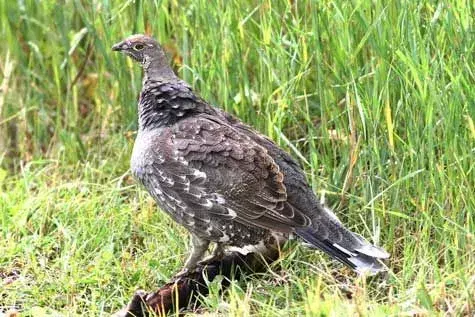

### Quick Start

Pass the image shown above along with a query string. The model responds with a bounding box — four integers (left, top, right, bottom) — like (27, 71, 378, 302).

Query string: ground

(0, 0, 474, 316)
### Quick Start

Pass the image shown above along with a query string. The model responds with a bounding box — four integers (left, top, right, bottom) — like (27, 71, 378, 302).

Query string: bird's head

(112, 34, 177, 81)
(112, 34, 161, 64)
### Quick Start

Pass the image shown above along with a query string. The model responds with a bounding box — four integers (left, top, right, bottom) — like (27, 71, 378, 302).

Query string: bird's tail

(295, 206, 389, 275)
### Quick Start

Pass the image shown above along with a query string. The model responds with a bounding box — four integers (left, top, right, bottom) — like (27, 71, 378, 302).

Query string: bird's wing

(215, 110, 390, 272)
(137, 114, 311, 240)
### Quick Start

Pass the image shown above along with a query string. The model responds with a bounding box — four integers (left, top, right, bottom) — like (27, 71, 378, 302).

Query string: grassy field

(1, 0, 474, 315)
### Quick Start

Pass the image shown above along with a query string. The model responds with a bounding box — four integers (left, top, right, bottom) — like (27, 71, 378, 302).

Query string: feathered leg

(177, 233, 209, 276)
(198, 243, 226, 265)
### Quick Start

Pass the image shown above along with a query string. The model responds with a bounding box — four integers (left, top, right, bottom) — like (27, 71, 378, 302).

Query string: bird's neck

(142, 53, 177, 82)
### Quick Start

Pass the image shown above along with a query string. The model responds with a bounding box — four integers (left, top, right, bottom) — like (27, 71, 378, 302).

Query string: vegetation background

(1, 0, 474, 315)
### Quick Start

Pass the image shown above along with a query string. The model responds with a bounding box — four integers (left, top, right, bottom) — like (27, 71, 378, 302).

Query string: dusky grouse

(112, 35, 389, 275)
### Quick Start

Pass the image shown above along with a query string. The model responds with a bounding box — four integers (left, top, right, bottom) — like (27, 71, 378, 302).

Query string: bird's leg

(198, 243, 226, 265)
(184, 234, 210, 270)
(212, 243, 225, 258)
(176, 233, 209, 277)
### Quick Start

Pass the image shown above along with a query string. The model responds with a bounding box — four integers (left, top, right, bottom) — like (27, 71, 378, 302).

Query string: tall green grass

(1, 0, 474, 315)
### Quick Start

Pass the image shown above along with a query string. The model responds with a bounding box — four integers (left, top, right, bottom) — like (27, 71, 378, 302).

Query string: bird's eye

(133, 44, 145, 51)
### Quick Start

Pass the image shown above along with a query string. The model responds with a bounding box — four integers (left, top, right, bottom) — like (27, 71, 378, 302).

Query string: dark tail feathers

(295, 227, 389, 275)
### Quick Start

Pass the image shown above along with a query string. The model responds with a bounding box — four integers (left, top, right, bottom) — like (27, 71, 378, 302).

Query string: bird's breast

(130, 128, 169, 180)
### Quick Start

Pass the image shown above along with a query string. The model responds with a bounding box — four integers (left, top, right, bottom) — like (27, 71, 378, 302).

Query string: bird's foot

(197, 253, 223, 266)
(173, 267, 193, 280)
(173, 261, 203, 280)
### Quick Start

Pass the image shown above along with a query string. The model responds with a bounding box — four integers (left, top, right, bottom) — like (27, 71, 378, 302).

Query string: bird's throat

(142, 54, 177, 82)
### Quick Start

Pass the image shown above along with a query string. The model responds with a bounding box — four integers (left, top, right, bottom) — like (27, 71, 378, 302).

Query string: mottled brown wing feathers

(170, 115, 311, 232)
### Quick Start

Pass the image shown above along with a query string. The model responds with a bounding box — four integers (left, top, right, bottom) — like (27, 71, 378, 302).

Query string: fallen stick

(113, 245, 280, 317)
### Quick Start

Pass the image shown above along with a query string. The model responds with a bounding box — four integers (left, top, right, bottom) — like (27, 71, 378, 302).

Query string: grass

(1, 0, 474, 315)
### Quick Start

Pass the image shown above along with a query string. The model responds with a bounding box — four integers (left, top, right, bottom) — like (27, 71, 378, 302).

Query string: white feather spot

(219, 234, 230, 242)
(191, 192, 202, 199)
(206, 226, 213, 235)
(227, 208, 237, 217)
(215, 195, 226, 204)
(202, 200, 213, 208)
(183, 181, 190, 191)
(177, 156, 189, 166)
(228, 241, 267, 255)
(193, 169, 206, 179)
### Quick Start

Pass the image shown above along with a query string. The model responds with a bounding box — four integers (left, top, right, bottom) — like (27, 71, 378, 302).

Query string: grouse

(112, 35, 389, 275)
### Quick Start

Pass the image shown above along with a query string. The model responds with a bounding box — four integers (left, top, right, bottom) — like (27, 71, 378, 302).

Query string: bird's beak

(112, 41, 127, 52)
